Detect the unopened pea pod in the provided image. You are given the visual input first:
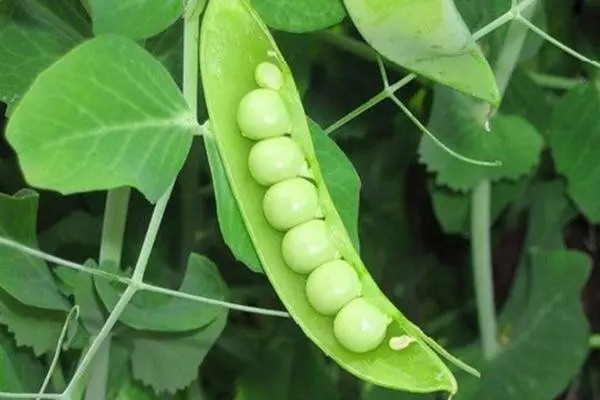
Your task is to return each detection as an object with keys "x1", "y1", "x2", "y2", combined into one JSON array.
[{"x1": 200, "y1": 0, "x2": 477, "y2": 395}]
